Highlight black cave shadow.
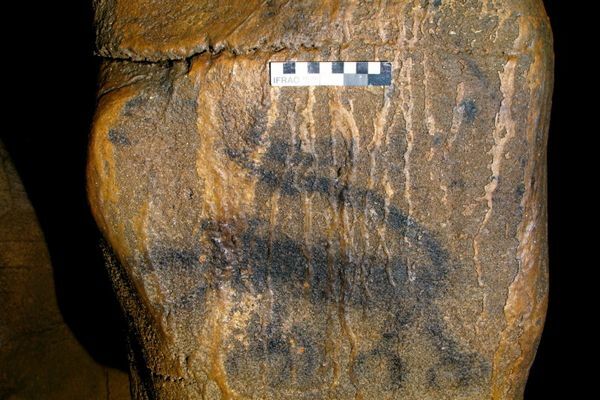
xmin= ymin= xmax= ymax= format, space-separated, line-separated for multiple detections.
xmin=1 ymin=1 xmax=128 ymax=371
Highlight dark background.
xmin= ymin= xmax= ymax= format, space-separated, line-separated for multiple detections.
xmin=2 ymin=1 xmax=581 ymax=398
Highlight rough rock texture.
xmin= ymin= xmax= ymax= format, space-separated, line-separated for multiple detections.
xmin=0 ymin=141 xmax=131 ymax=399
xmin=88 ymin=1 xmax=553 ymax=399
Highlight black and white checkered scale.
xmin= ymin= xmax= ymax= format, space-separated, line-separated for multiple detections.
xmin=270 ymin=61 xmax=392 ymax=87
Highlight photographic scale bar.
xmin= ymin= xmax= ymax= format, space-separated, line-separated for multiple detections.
xmin=270 ymin=61 xmax=392 ymax=87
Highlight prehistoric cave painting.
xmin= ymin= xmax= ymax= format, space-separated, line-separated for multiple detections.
xmin=108 ymin=209 xmax=488 ymax=398
xmin=97 ymin=65 xmax=495 ymax=398
xmin=88 ymin=1 xmax=553 ymax=398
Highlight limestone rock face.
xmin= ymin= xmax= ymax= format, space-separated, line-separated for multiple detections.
xmin=88 ymin=1 xmax=553 ymax=399
xmin=0 ymin=142 xmax=130 ymax=399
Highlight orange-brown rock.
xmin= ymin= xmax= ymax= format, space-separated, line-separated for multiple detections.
xmin=89 ymin=1 xmax=553 ymax=399
xmin=0 ymin=141 xmax=130 ymax=399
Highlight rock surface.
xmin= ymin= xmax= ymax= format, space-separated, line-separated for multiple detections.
xmin=0 ymin=141 xmax=131 ymax=399
xmin=89 ymin=1 xmax=553 ymax=399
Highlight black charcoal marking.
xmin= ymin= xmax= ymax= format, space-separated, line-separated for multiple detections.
xmin=108 ymin=129 xmax=131 ymax=146
xmin=515 ymin=183 xmax=525 ymax=199
xmin=393 ymin=306 xmax=417 ymax=332
xmin=225 ymin=141 xmax=451 ymax=290
xmin=123 ymin=96 xmax=147 ymax=115
xmin=190 ymin=211 xmax=446 ymax=308
xmin=520 ymin=156 xmax=528 ymax=169
xmin=225 ymin=351 xmax=241 ymax=377
xmin=170 ymin=285 xmax=208 ymax=311
xmin=271 ymin=237 xmax=306 ymax=281
xmin=244 ymin=115 xmax=267 ymax=146
xmin=146 ymin=246 xmax=201 ymax=271
xmin=217 ymin=103 xmax=267 ymax=165
xmin=248 ymin=238 xmax=269 ymax=292
xmin=134 ymin=128 xmax=489 ymax=388
xmin=460 ymin=99 xmax=478 ymax=123
xmin=425 ymin=318 xmax=491 ymax=387
xmin=465 ymin=58 xmax=487 ymax=84
xmin=450 ymin=179 xmax=465 ymax=189
xmin=426 ymin=367 xmax=438 ymax=388
xmin=268 ymin=336 xmax=290 ymax=355
xmin=225 ymin=147 xmax=243 ymax=161
xmin=266 ymin=139 xmax=289 ymax=164
xmin=135 ymin=213 xmax=484 ymax=389
xmin=259 ymin=169 xmax=280 ymax=187
xmin=315 ymin=177 xmax=331 ymax=194
xmin=355 ymin=346 xmax=406 ymax=390
xmin=280 ymin=172 xmax=299 ymax=196
xmin=388 ymin=355 xmax=405 ymax=388
xmin=290 ymin=325 xmax=320 ymax=382
xmin=387 ymin=207 xmax=409 ymax=232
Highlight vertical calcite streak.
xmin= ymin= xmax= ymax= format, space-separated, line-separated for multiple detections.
xmin=301 ymin=87 xmax=316 ymax=291
xmin=330 ymin=91 xmax=362 ymax=399
xmin=342 ymin=1 xmax=357 ymax=42
xmin=472 ymin=51 xmax=518 ymax=343
xmin=448 ymin=82 xmax=466 ymax=149
xmin=399 ymin=57 xmax=416 ymax=281
xmin=399 ymin=1 xmax=426 ymax=283
xmin=333 ymin=95 xmax=361 ymax=262
xmin=472 ymin=56 xmax=517 ymax=289
xmin=423 ymin=53 xmax=437 ymax=161
xmin=264 ymin=85 xmax=281 ymax=392
xmin=192 ymin=59 xmax=234 ymax=399
xmin=370 ymin=83 xmax=394 ymax=287
xmin=423 ymin=53 xmax=451 ymax=221
xmin=376 ymin=0 xmax=390 ymax=42
xmin=195 ymin=65 xmax=228 ymax=222
xmin=207 ymin=290 xmax=234 ymax=400
xmin=324 ymin=89 xmax=341 ymax=392
xmin=472 ymin=11 xmax=532 ymax=342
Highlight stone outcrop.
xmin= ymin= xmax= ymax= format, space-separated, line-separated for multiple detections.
xmin=88 ymin=1 xmax=553 ymax=399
